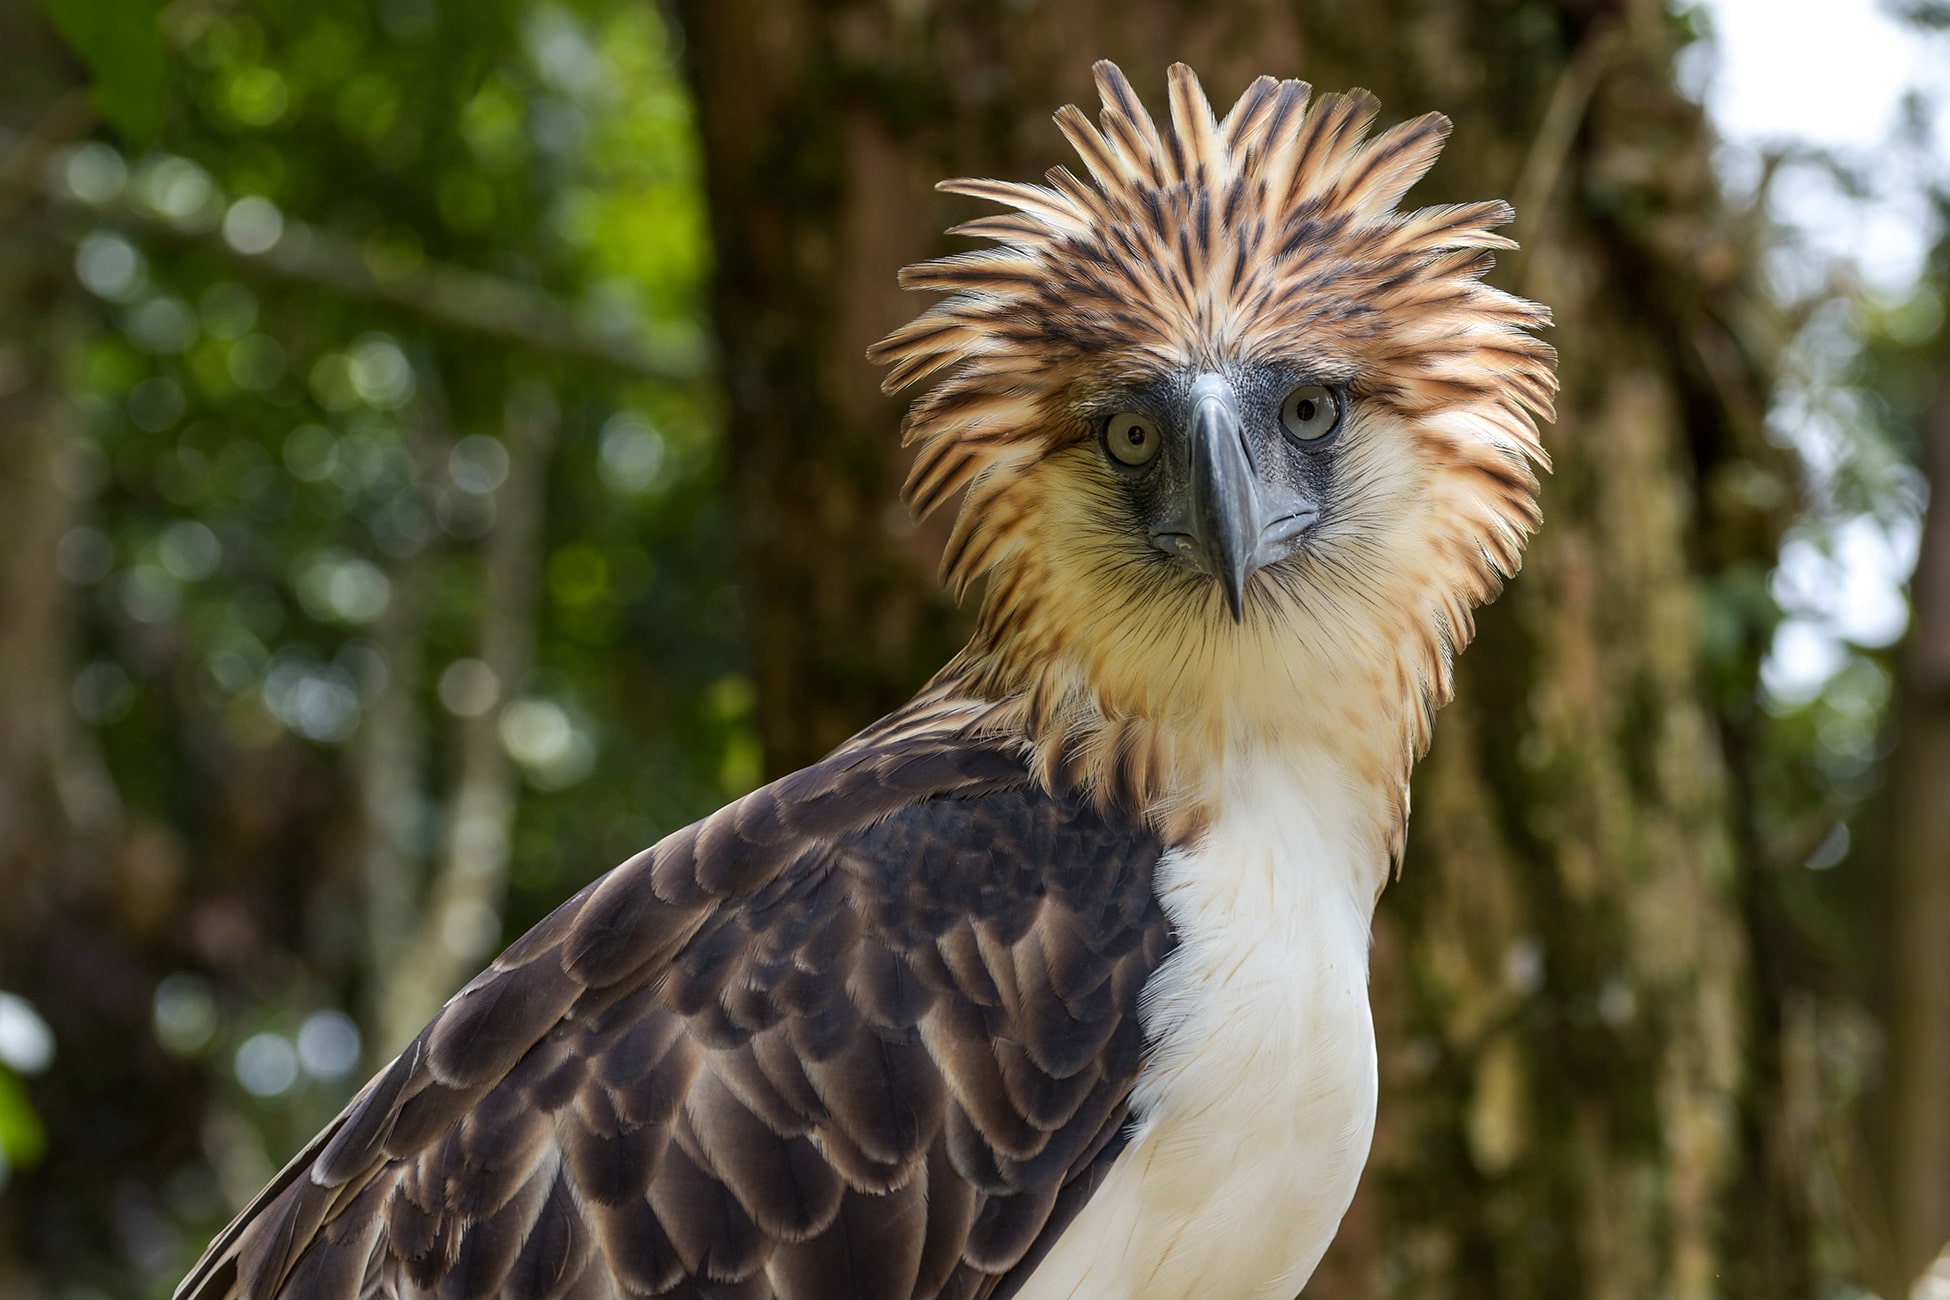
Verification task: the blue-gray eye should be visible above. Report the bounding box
[1280,384,1340,442]
[1105,412,1161,466]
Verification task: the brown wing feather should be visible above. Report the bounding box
[176,720,1173,1300]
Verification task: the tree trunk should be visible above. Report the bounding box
[1870,322,1950,1295]
[0,0,117,948]
[684,1,1797,1293]
[0,14,185,1294]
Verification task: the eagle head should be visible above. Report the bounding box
[870,62,1556,816]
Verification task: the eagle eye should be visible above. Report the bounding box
[1280,384,1341,443]
[1104,412,1161,467]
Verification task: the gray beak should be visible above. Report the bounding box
[1187,373,1258,621]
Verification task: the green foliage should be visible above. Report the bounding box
[17,0,744,1290]
[40,0,169,142]
[1754,260,1944,877]
[0,1068,46,1177]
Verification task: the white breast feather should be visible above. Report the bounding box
[1015,745,1385,1300]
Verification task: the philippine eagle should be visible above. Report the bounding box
[179,61,1554,1300]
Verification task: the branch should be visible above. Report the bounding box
[212,219,708,381]
[1508,21,1619,297]
[376,380,556,1055]
[2,125,708,380]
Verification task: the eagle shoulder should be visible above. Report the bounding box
[176,719,1174,1300]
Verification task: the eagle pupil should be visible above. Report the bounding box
[1297,399,1317,422]
[1105,413,1158,466]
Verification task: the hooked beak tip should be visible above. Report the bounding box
[1188,375,1259,625]
[1222,577,1245,623]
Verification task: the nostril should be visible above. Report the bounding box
[1260,509,1318,545]
[1150,531,1197,557]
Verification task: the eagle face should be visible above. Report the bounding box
[1009,344,1449,740]
[1081,361,1340,620]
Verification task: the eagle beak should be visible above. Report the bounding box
[1187,373,1259,622]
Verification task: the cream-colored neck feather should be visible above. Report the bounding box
[930,422,1455,856]
[945,622,1417,856]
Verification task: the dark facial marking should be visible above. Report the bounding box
[1086,362,1349,599]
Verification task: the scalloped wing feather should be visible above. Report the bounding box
[175,722,1174,1300]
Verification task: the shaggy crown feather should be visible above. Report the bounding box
[868,60,1558,601]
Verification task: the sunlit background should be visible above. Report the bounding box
[0,0,1945,1296]
[1705,0,1945,711]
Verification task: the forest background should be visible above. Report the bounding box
[1,0,1947,1296]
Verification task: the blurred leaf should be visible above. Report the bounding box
[1890,1,1950,31]
[0,1067,46,1171]
[39,0,169,144]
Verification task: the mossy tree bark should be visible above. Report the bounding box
[0,0,113,969]
[1868,313,1950,1294]
[684,1,1807,1294]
